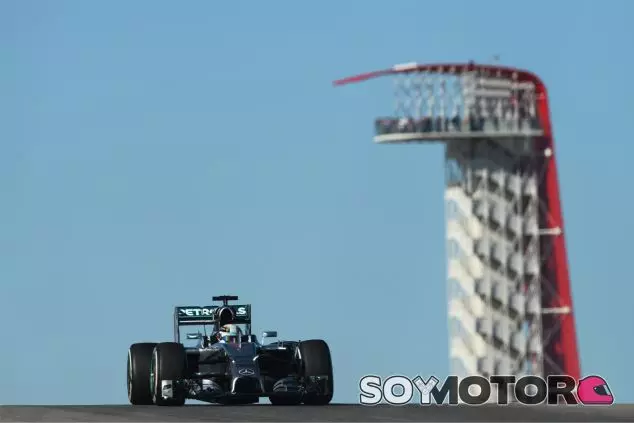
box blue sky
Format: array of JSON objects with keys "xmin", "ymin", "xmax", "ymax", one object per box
[{"xmin": 1, "ymin": 0, "xmax": 633, "ymax": 405}]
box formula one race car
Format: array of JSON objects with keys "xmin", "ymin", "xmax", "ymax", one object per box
[{"xmin": 126, "ymin": 295, "xmax": 333, "ymax": 406}]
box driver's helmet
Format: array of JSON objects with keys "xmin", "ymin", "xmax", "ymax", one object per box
[{"xmin": 217, "ymin": 324, "xmax": 242, "ymax": 343}]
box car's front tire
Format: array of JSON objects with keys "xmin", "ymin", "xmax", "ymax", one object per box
[
  {"xmin": 150, "ymin": 342, "xmax": 187, "ymax": 406},
  {"xmin": 298, "ymin": 340, "xmax": 334, "ymax": 405},
  {"xmin": 127, "ymin": 342, "xmax": 157, "ymax": 405}
]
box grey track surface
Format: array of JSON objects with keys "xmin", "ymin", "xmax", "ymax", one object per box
[{"xmin": 2, "ymin": 404, "xmax": 633, "ymax": 422}]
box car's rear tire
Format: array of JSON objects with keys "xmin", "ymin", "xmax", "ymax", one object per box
[
  {"xmin": 127, "ymin": 343, "xmax": 157, "ymax": 405},
  {"xmin": 299, "ymin": 340, "xmax": 333, "ymax": 405},
  {"xmin": 150, "ymin": 342, "xmax": 187, "ymax": 406}
]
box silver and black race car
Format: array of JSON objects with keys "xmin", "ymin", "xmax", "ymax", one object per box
[{"xmin": 126, "ymin": 295, "xmax": 333, "ymax": 406}]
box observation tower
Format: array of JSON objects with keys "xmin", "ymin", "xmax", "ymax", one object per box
[{"xmin": 334, "ymin": 62, "xmax": 580, "ymax": 391}]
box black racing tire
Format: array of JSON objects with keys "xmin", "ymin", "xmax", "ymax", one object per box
[
  {"xmin": 127, "ymin": 342, "xmax": 157, "ymax": 405},
  {"xmin": 299, "ymin": 339, "xmax": 334, "ymax": 405},
  {"xmin": 150, "ymin": 342, "xmax": 187, "ymax": 406}
]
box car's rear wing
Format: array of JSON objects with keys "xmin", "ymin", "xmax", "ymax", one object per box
[{"xmin": 172, "ymin": 304, "xmax": 251, "ymax": 342}]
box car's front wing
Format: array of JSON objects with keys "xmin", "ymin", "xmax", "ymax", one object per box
[{"xmin": 159, "ymin": 375, "xmax": 330, "ymax": 402}]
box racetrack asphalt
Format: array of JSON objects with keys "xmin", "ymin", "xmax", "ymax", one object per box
[{"xmin": 1, "ymin": 404, "xmax": 633, "ymax": 422}]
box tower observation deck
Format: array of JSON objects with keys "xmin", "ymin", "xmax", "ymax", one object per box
[{"xmin": 334, "ymin": 62, "xmax": 580, "ymax": 392}]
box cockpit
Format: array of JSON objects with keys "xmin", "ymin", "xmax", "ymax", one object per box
[{"xmin": 186, "ymin": 323, "xmax": 259, "ymax": 349}]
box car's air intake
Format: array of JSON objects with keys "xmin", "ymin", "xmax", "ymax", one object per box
[{"xmin": 216, "ymin": 306, "xmax": 235, "ymax": 325}]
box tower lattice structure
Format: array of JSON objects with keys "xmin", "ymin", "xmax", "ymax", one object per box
[{"xmin": 334, "ymin": 63, "xmax": 580, "ymax": 396}]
